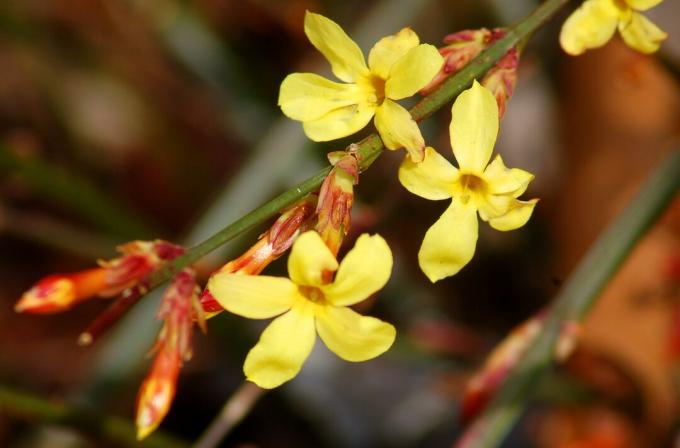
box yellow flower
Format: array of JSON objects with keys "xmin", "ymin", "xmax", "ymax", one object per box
[
  {"xmin": 207, "ymin": 231, "xmax": 396, "ymax": 389},
  {"xmin": 560, "ymin": 0, "xmax": 667, "ymax": 55},
  {"xmin": 398, "ymin": 81, "xmax": 537, "ymax": 282},
  {"xmin": 278, "ymin": 11, "xmax": 444, "ymax": 162}
]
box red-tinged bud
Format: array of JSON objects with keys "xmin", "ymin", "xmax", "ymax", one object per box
[
  {"xmin": 15, "ymin": 268, "xmax": 108, "ymax": 313},
  {"xmin": 316, "ymin": 154, "xmax": 358, "ymax": 257},
  {"xmin": 420, "ymin": 29, "xmax": 493, "ymax": 95},
  {"xmin": 135, "ymin": 347, "xmax": 181, "ymax": 440},
  {"xmin": 136, "ymin": 269, "xmax": 204, "ymax": 440},
  {"xmin": 481, "ymin": 48, "xmax": 519, "ymax": 118},
  {"xmin": 16, "ymin": 240, "xmax": 185, "ymax": 315},
  {"xmin": 199, "ymin": 198, "xmax": 316, "ymax": 314},
  {"xmin": 461, "ymin": 313, "xmax": 545, "ymax": 424}
]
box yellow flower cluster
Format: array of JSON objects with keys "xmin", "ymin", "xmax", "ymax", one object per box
[{"xmin": 560, "ymin": 0, "xmax": 667, "ymax": 55}]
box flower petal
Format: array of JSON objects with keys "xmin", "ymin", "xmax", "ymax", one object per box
[
  {"xmin": 207, "ymin": 274, "xmax": 297, "ymax": 319},
  {"xmin": 488, "ymin": 199, "xmax": 538, "ymax": 231},
  {"xmin": 483, "ymin": 154, "xmax": 534, "ymax": 197},
  {"xmin": 304, "ymin": 11, "xmax": 369, "ymax": 83},
  {"xmin": 618, "ymin": 11, "xmax": 667, "ymax": 54},
  {"xmin": 321, "ymin": 233, "xmax": 392, "ymax": 307},
  {"xmin": 419, "ymin": 200, "xmax": 478, "ymax": 282},
  {"xmin": 302, "ymin": 102, "xmax": 376, "ymax": 141},
  {"xmin": 288, "ymin": 230, "xmax": 338, "ymax": 287},
  {"xmin": 625, "ymin": 0, "xmax": 662, "ymax": 11},
  {"xmin": 385, "ymin": 44, "xmax": 444, "ymax": 100},
  {"xmin": 243, "ymin": 307, "xmax": 316, "ymax": 389},
  {"xmin": 559, "ymin": 0, "xmax": 620, "ymax": 56},
  {"xmin": 368, "ymin": 27, "xmax": 419, "ymax": 80},
  {"xmin": 398, "ymin": 147, "xmax": 458, "ymax": 200},
  {"xmin": 278, "ymin": 73, "xmax": 366, "ymax": 122},
  {"xmin": 450, "ymin": 80, "xmax": 498, "ymax": 173},
  {"xmin": 316, "ymin": 306, "xmax": 396, "ymax": 361},
  {"xmin": 374, "ymin": 99, "xmax": 425, "ymax": 161}
]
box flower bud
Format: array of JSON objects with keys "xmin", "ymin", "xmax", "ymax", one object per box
[
  {"xmin": 15, "ymin": 240, "xmax": 184, "ymax": 314},
  {"xmin": 420, "ymin": 29, "xmax": 493, "ymax": 95},
  {"xmin": 136, "ymin": 269, "xmax": 203, "ymax": 440},
  {"xmin": 199, "ymin": 198, "xmax": 316, "ymax": 314},
  {"xmin": 481, "ymin": 48, "xmax": 519, "ymax": 118}
]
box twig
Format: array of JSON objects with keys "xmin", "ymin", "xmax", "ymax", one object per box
[
  {"xmin": 193, "ymin": 382, "xmax": 264, "ymax": 448},
  {"xmin": 457, "ymin": 147, "xmax": 680, "ymax": 448}
]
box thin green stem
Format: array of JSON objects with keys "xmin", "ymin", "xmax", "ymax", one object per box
[
  {"xmin": 459, "ymin": 148, "xmax": 680, "ymax": 448},
  {"xmin": 0, "ymin": 385, "xmax": 189, "ymax": 448},
  {"xmin": 141, "ymin": 0, "xmax": 570, "ymax": 296},
  {"xmin": 193, "ymin": 382, "xmax": 264, "ymax": 448}
]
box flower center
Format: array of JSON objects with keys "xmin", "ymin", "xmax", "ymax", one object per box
[
  {"xmin": 298, "ymin": 285, "xmax": 327, "ymax": 305},
  {"xmin": 367, "ymin": 75, "xmax": 386, "ymax": 105},
  {"xmin": 457, "ymin": 173, "xmax": 486, "ymax": 205}
]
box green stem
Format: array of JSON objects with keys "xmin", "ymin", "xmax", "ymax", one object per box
[
  {"xmin": 143, "ymin": 0, "xmax": 570, "ymax": 294},
  {"xmin": 0, "ymin": 385, "xmax": 189, "ymax": 448},
  {"xmin": 459, "ymin": 148, "xmax": 680, "ymax": 448}
]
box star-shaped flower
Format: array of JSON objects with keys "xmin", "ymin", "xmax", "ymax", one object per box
[
  {"xmin": 207, "ymin": 231, "xmax": 395, "ymax": 388},
  {"xmin": 399, "ymin": 81, "xmax": 538, "ymax": 282},
  {"xmin": 279, "ymin": 11, "xmax": 444, "ymax": 162},
  {"xmin": 560, "ymin": 0, "xmax": 667, "ymax": 55}
]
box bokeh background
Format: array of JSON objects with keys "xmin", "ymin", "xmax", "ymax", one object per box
[{"xmin": 1, "ymin": 0, "xmax": 679, "ymax": 447}]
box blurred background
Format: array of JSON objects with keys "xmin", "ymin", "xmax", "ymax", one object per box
[{"xmin": 0, "ymin": 0, "xmax": 679, "ymax": 447}]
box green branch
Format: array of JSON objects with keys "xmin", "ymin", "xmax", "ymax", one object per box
[
  {"xmin": 0, "ymin": 385, "xmax": 189, "ymax": 448},
  {"xmin": 460, "ymin": 147, "xmax": 680, "ymax": 448},
  {"xmin": 142, "ymin": 0, "xmax": 571, "ymax": 294}
]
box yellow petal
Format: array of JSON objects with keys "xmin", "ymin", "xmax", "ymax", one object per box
[
  {"xmin": 304, "ymin": 11, "xmax": 369, "ymax": 83},
  {"xmin": 385, "ymin": 44, "xmax": 444, "ymax": 100},
  {"xmin": 488, "ymin": 199, "xmax": 538, "ymax": 231},
  {"xmin": 278, "ymin": 73, "xmax": 366, "ymax": 122},
  {"xmin": 450, "ymin": 80, "xmax": 499, "ymax": 173},
  {"xmin": 244, "ymin": 307, "xmax": 316, "ymax": 389},
  {"xmin": 625, "ymin": 0, "xmax": 662, "ymax": 11},
  {"xmin": 316, "ymin": 306, "xmax": 396, "ymax": 361},
  {"xmin": 321, "ymin": 233, "xmax": 392, "ymax": 307},
  {"xmin": 477, "ymin": 193, "xmax": 513, "ymax": 221},
  {"xmin": 207, "ymin": 274, "xmax": 297, "ymax": 319},
  {"xmin": 618, "ymin": 11, "xmax": 667, "ymax": 54},
  {"xmin": 398, "ymin": 147, "xmax": 457, "ymax": 200},
  {"xmin": 483, "ymin": 154, "xmax": 534, "ymax": 197},
  {"xmin": 302, "ymin": 102, "xmax": 376, "ymax": 141},
  {"xmin": 288, "ymin": 230, "xmax": 338, "ymax": 287},
  {"xmin": 368, "ymin": 27, "xmax": 419, "ymax": 80},
  {"xmin": 559, "ymin": 0, "xmax": 620, "ymax": 55},
  {"xmin": 374, "ymin": 99, "xmax": 425, "ymax": 162},
  {"xmin": 418, "ymin": 201, "xmax": 478, "ymax": 282}
]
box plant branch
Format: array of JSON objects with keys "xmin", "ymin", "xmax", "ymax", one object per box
[
  {"xmin": 458, "ymin": 147, "xmax": 680, "ymax": 448},
  {"xmin": 193, "ymin": 382, "xmax": 264, "ymax": 448},
  {"xmin": 131, "ymin": 0, "xmax": 571, "ymax": 303},
  {"xmin": 0, "ymin": 385, "xmax": 189, "ymax": 448}
]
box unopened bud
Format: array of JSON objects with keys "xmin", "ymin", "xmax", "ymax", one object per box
[
  {"xmin": 316, "ymin": 154, "xmax": 357, "ymax": 257},
  {"xmin": 421, "ymin": 29, "xmax": 493, "ymax": 95},
  {"xmin": 481, "ymin": 48, "xmax": 519, "ymax": 118},
  {"xmin": 135, "ymin": 348, "xmax": 181, "ymax": 440}
]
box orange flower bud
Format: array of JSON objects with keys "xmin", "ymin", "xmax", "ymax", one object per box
[
  {"xmin": 315, "ymin": 154, "xmax": 357, "ymax": 257},
  {"xmin": 420, "ymin": 29, "xmax": 493, "ymax": 95},
  {"xmin": 135, "ymin": 348, "xmax": 181, "ymax": 440},
  {"xmin": 199, "ymin": 198, "xmax": 316, "ymax": 314},
  {"xmin": 136, "ymin": 269, "xmax": 203, "ymax": 440},
  {"xmin": 15, "ymin": 240, "xmax": 184, "ymax": 314},
  {"xmin": 481, "ymin": 48, "xmax": 519, "ymax": 118},
  {"xmin": 15, "ymin": 269, "xmax": 107, "ymax": 313}
]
